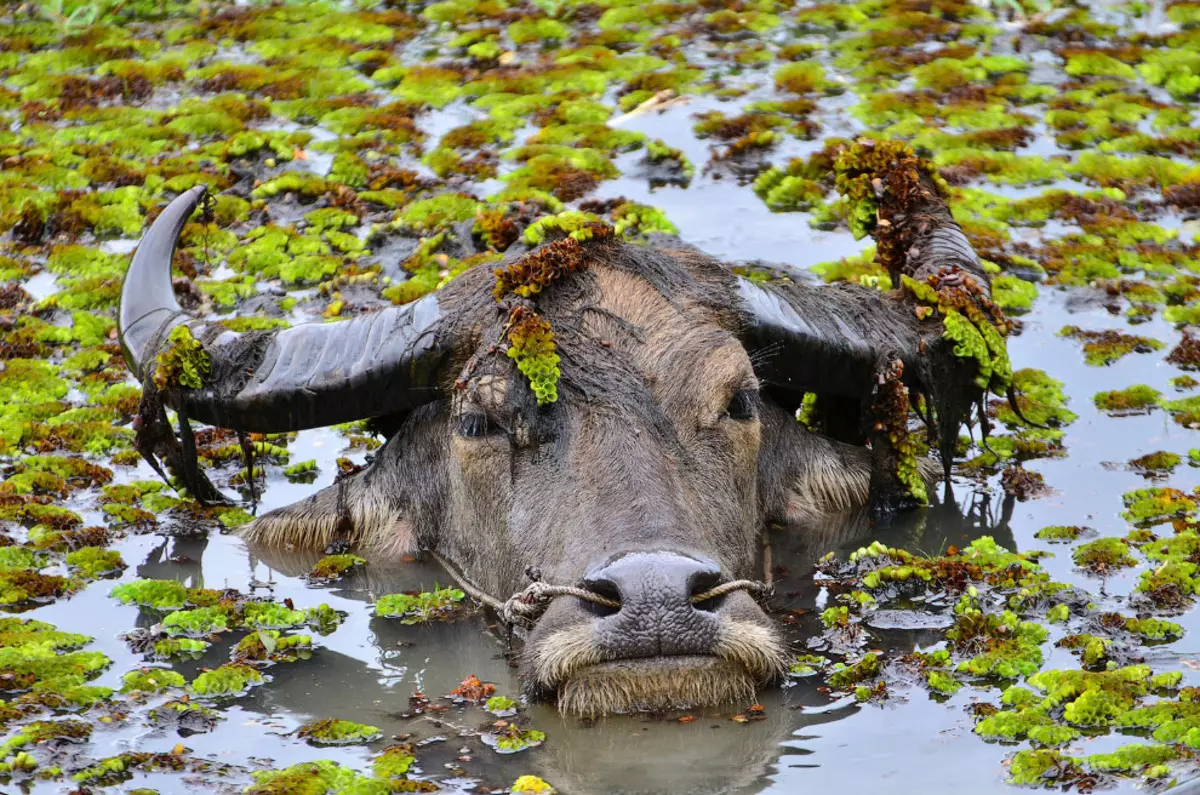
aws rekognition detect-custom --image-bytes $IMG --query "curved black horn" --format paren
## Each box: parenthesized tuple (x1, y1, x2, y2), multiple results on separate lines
(120, 186, 450, 433)
(736, 277, 923, 398)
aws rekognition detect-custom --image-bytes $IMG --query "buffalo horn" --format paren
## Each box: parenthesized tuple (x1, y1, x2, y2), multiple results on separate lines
(119, 185, 449, 433)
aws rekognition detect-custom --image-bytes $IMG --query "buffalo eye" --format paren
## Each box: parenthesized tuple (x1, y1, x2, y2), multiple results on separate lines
(457, 412, 490, 438)
(725, 390, 757, 421)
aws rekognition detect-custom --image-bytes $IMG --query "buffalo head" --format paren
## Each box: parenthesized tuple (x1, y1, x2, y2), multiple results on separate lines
(119, 181, 997, 715)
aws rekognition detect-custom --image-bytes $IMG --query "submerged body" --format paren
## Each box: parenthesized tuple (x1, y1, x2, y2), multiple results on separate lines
(119, 150, 1002, 714)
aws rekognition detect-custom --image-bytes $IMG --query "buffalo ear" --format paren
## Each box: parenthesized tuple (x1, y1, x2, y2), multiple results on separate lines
(241, 411, 447, 555)
(757, 402, 938, 525)
(241, 467, 417, 556)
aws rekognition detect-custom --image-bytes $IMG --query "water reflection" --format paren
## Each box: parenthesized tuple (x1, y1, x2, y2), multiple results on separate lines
(216, 486, 1016, 794)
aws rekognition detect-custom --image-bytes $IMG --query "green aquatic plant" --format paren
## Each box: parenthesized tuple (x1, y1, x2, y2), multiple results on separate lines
(110, 579, 217, 611)
(162, 606, 230, 637)
(1072, 537, 1137, 574)
(298, 718, 383, 746)
(121, 667, 186, 694)
(485, 724, 547, 754)
(375, 587, 467, 624)
(1094, 385, 1161, 415)
(152, 325, 210, 391)
(308, 554, 366, 582)
(189, 663, 267, 698)
(64, 547, 124, 579)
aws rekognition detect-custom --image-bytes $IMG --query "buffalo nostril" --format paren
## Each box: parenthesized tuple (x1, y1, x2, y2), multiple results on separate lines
(579, 578, 621, 619)
(688, 570, 725, 613)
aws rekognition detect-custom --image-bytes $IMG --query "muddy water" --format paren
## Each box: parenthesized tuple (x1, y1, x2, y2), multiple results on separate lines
(9, 13, 1200, 793)
(26, 174, 1193, 795)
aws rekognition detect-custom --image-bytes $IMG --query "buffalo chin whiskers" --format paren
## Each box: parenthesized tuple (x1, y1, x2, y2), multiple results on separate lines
(556, 657, 758, 718)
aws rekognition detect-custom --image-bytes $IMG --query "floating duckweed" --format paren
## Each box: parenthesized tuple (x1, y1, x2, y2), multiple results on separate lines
(64, 547, 124, 579)
(827, 652, 882, 690)
(486, 695, 519, 716)
(308, 554, 366, 582)
(298, 718, 383, 746)
(1035, 525, 1088, 542)
(243, 760, 373, 794)
(121, 667, 186, 693)
(189, 663, 267, 698)
(375, 587, 466, 624)
(950, 595, 1048, 679)
(1007, 749, 1082, 786)
(110, 580, 216, 611)
(1072, 537, 1138, 574)
(1085, 743, 1179, 773)
(373, 744, 417, 779)
(1059, 326, 1165, 366)
(484, 725, 546, 755)
(162, 606, 229, 637)
(241, 601, 308, 630)
(1130, 451, 1182, 475)
(152, 638, 209, 660)
(789, 654, 829, 677)
(1094, 385, 1161, 415)
(511, 776, 556, 794)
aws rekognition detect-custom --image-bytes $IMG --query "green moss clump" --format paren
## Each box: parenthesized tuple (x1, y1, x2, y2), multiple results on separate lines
(298, 718, 382, 746)
(1072, 537, 1137, 574)
(1094, 385, 1161, 414)
(506, 308, 561, 406)
(1059, 326, 1165, 366)
(244, 760, 371, 795)
(241, 601, 308, 630)
(827, 652, 882, 690)
(1130, 451, 1182, 475)
(110, 579, 209, 610)
(152, 638, 210, 660)
(162, 606, 230, 637)
(1007, 749, 1082, 786)
(486, 724, 547, 754)
(374, 744, 416, 779)
(375, 587, 466, 624)
(1085, 743, 1178, 773)
(308, 554, 366, 582)
(189, 663, 267, 698)
(1034, 525, 1088, 542)
(64, 547, 125, 579)
(121, 667, 186, 694)
(152, 325, 210, 391)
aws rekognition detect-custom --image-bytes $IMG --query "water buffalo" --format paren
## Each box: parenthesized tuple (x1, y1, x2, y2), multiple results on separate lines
(118, 153, 1003, 716)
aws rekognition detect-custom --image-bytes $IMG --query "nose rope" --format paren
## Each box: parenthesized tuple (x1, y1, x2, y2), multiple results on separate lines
(428, 551, 772, 629)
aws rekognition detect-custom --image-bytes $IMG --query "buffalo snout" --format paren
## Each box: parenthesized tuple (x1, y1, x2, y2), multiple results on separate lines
(583, 551, 724, 658)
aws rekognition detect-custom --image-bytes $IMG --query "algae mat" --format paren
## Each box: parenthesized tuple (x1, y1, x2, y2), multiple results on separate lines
(4, 0, 1200, 792)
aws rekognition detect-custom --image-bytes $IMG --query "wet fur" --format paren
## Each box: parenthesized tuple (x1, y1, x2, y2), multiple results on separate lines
(243, 244, 943, 559)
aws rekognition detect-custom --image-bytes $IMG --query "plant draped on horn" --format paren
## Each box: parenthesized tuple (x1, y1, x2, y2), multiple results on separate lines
(119, 185, 450, 503)
(736, 138, 1018, 516)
